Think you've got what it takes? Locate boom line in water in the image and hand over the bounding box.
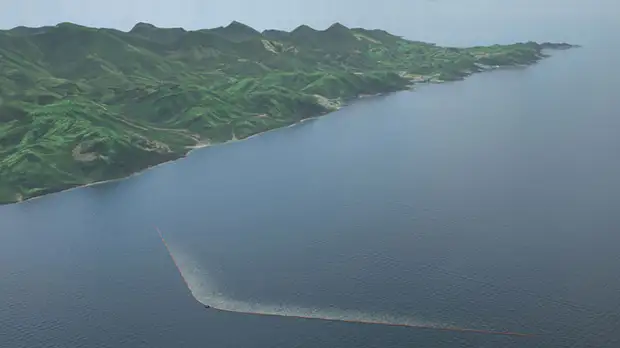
[155,227,534,338]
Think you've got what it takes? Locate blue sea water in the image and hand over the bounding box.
[1,3,619,347]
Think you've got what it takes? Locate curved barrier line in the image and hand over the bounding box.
[155,227,535,338]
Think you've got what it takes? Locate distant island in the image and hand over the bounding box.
[0,21,576,204]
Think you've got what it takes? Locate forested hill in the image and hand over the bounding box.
[0,21,574,204]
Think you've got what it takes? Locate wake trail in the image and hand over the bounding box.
[155,227,535,338]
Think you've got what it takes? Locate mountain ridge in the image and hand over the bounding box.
[0,21,576,204]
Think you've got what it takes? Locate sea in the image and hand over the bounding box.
[1,2,619,347]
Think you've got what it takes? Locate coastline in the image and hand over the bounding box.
[2,49,567,207]
[5,110,336,207]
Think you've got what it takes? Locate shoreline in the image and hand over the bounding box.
[5,107,342,207]
[2,52,564,207]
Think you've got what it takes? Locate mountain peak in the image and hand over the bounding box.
[321,22,356,45]
[227,21,252,29]
[55,22,88,29]
[326,22,349,31]
[211,21,260,42]
[291,24,317,36]
[225,21,260,34]
[130,22,157,32]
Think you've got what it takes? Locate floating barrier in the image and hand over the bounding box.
[156,227,534,338]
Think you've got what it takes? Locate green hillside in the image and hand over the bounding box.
[0,21,575,204]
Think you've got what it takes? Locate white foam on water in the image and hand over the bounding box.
[170,245,454,329]
[159,230,535,338]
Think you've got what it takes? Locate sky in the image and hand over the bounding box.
[1,0,617,45]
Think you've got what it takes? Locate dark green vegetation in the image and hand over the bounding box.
[0,21,575,204]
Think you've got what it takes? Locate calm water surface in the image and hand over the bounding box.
[1,6,619,348]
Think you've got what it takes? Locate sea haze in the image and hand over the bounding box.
[1,2,619,347]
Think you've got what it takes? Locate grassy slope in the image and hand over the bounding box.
[0,21,574,204]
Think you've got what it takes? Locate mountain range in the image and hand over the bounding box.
[0,21,574,204]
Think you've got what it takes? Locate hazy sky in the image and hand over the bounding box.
[2,0,616,45]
